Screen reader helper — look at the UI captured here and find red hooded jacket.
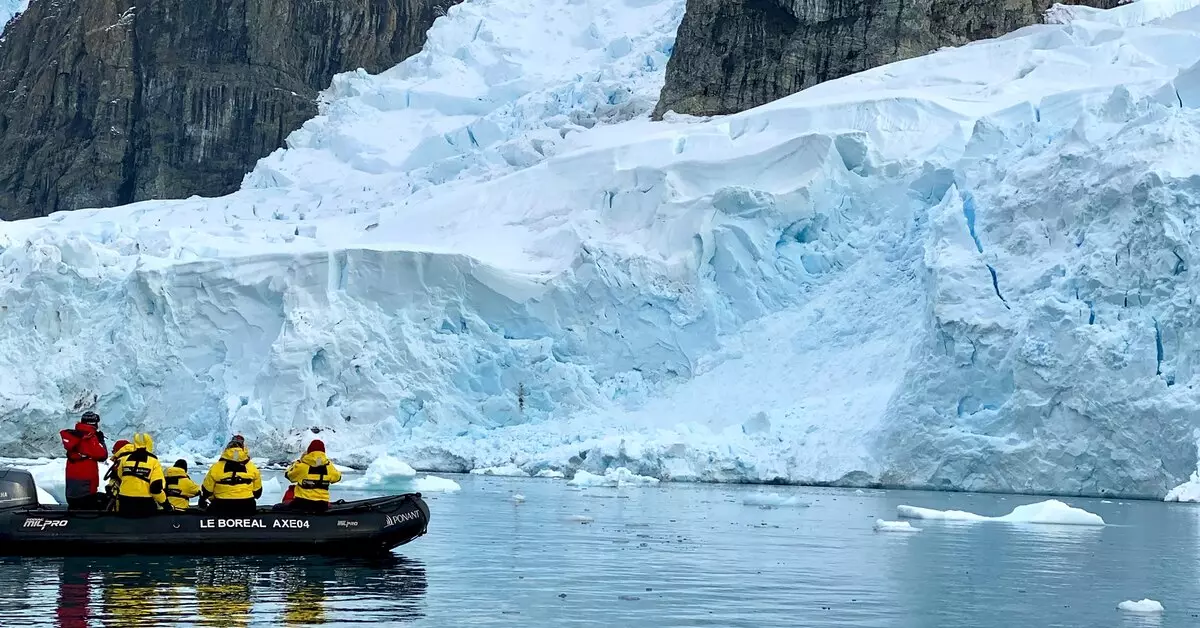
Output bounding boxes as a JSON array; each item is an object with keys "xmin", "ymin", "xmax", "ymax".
[{"xmin": 60, "ymin": 423, "xmax": 108, "ymax": 499}]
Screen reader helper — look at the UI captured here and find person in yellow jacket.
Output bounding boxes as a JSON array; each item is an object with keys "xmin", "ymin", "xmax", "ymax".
[
  {"xmin": 102, "ymin": 439, "xmax": 133, "ymax": 510},
  {"xmin": 115, "ymin": 433, "xmax": 168, "ymax": 515},
  {"xmin": 283, "ymin": 439, "xmax": 342, "ymax": 512},
  {"xmin": 164, "ymin": 459, "xmax": 201, "ymax": 510},
  {"xmin": 201, "ymin": 434, "xmax": 262, "ymax": 515}
]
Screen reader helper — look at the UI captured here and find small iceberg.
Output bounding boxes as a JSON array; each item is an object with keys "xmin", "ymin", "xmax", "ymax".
[
  {"xmin": 341, "ymin": 455, "xmax": 417, "ymax": 489},
  {"xmin": 536, "ymin": 469, "xmax": 566, "ymax": 479},
  {"xmin": 513, "ymin": 493, "xmax": 526, "ymax": 503},
  {"xmin": 742, "ymin": 493, "xmax": 809, "ymax": 508},
  {"xmin": 568, "ymin": 468, "xmax": 659, "ymax": 487},
  {"xmin": 897, "ymin": 499, "xmax": 1104, "ymax": 526},
  {"xmin": 874, "ymin": 519, "xmax": 920, "ymax": 533},
  {"xmin": 1117, "ymin": 599, "xmax": 1164, "ymax": 613},
  {"xmin": 469, "ymin": 464, "xmax": 529, "ymax": 477},
  {"xmin": 413, "ymin": 475, "xmax": 462, "ymax": 493}
]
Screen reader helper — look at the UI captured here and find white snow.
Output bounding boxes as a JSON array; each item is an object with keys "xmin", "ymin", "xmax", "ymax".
[
  {"xmin": 567, "ymin": 468, "xmax": 660, "ymax": 487},
  {"xmin": 1118, "ymin": 599, "xmax": 1165, "ymax": 613},
  {"xmin": 0, "ymin": 0, "xmax": 1199, "ymax": 495},
  {"xmin": 873, "ymin": 519, "xmax": 920, "ymax": 533},
  {"xmin": 742, "ymin": 493, "xmax": 810, "ymax": 508},
  {"xmin": 469, "ymin": 464, "xmax": 529, "ymax": 477},
  {"xmin": 897, "ymin": 499, "xmax": 1105, "ymax": 526}
]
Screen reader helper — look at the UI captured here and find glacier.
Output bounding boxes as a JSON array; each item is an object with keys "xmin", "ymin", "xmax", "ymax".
[{"xmin": 2, "ymin": 0, "xmax": 1200, "ymax": 498}]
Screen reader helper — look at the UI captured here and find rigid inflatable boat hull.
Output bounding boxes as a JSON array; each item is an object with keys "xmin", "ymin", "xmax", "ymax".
[{"xmin": 0, "ymin": 494, "xmax": 430, "ymax": 557}]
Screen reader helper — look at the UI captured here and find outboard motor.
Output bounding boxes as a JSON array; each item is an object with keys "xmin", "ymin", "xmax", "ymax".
[{"xmin": 0, "ymin": 468, "xmax": 38, "ymax": 509}]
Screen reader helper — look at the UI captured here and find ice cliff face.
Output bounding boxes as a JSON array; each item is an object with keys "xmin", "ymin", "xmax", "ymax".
[{"xmin": 2, "ymin": 0, "xmax": 1200, "ymax": 498}]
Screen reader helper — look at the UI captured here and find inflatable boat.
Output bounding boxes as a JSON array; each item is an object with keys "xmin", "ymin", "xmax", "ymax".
[{"xmin": 0, "ymin": 467, "xmax": 430, "ymax": 556}]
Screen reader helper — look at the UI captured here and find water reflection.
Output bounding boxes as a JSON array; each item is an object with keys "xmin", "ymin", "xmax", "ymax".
[{"xmin": 0, "ymin": 554, "xmax": 426, "ymax": 627}]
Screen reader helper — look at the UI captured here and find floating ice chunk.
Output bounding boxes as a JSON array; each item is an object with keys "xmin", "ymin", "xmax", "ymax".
[
  {"xmin": 567, "ymin": 515, "xmax": 594, "ymax": 523},
  {"xmin": 536, "ymin": 470, "xmax": 566, "ymax": 479},
  {"xmin": 874, "ymin": 519, "xmax": 920, "ymax": 533},
  {"xmin": 854, "ymin": 489, "xmax": 866, "ymax": 495},
  {"xmin": 897, "ymin": 499, "xmax": 1104, "ymax": 526},
  {"xmin": 513, "ymin": 493, "xmax": 525, "ymax": 503},
  {"xmin": 469, "ymin": 464, "xmax": 529, "ymax": 477},
  {"xmin": 1118, "ymin": 599, "xmax": 1164, "ymax": 613},
  {"xmin": 413, "ymin": 475, "xmax": 461, "ymax": 493},
  {"xmin": 341, "ymin": 455, "xmax": 417, "ymax": 490},
  {"xmin": 896, "ymin": 505, "xmax": 989, "ymax": 521},
  {"xmin": 568, "ymin": 468, "xmax": 659, "ymax": 487},
  {"xmin": 742, "ymin": 493, "xmax": 810, "ymax": 508}
]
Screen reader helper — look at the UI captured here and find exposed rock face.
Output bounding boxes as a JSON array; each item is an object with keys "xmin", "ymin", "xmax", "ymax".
[
  {"xmin": 0, "ymin": 0, "xmax": 458, "ymax": 221},
  {"xmin": 654, "ymin": 0, "xmax": 1124, "ymax": 118}
]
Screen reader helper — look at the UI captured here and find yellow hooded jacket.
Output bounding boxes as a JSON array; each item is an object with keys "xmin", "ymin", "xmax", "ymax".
[
  {"xmin": 164, "ymin": 466, "xmax": 201, "ymax": 510},
  {"xmin": 285, "ymin": 451, "xmax": 342, "ymax": 503},
  {"xmin": 104, "ymin": 442, "xmax": 135, "ymax": 496},
  {"xmin": 116, "ymin": 434, "xmax": 167, "ymax": 505},
  {"xmin": 202, "ymin": 446, "xmax": 263, "ymax": 501}
]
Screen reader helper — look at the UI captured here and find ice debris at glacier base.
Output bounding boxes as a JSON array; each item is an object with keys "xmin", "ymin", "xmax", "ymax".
[
  {"xmin": 742, "ymin": 493, "xmax": 809, "ymax": 508},
  {"xmin": 567, "ymin": 468, "xmax": 660, "ymax": 487},
  {"xmin": 469, "ymin": 464, "xmax": 529, "ymax": 477},
  {"xmin": 897, "ymin": 500, "xmax": 1105, "ymax": 526},
  {"xmin": 1164, "ymin": 470, "xmax": 1200, "ymax": 502},
  {"xmin": 3, "ymin": 0, "xmax": 1200, "ymax": 497}
]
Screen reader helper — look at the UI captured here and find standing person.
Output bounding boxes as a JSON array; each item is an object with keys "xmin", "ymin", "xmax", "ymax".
[
  {"xmin": 115, "ymin": 433, "xmax": 168, "ymax": 516},
  {"xmin": 164, "ymin": 460, "xmax": 201, "ymax": 511},
  {"xmin": 283, "ymin": 440, "xmax": 342, "ymax": 513},
  {"xmin": 201, "ymin": 435, "xmax": 262, "ymax": 515},
  {"xmin": 59, "ymin": 412, "xmax": 109, "ymax": 509}
]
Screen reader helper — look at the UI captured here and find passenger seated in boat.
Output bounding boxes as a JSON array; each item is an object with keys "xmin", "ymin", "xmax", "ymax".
[
  {"xmin": 200, "ymin": 435, "xmax": 263, "ymax": 515},
  {"xmin": 165, "ymin": 459, "xmax": 201, "ymax": 511},
  {"xmin": 283, "ymin": 440, "xmax": 342, "ymax": 513},
  {"xmin": 115, "ymin": 433, "xmax": 169, "ymax": 516},
  {"xmin": 103, "ymin": 439, "xmax": 132, "ymax": 510}
]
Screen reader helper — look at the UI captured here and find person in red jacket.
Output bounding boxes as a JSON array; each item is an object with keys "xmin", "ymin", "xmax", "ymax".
[{"xmin": 59, "ymin": 412, "xmax": 109, "ymax": 509}]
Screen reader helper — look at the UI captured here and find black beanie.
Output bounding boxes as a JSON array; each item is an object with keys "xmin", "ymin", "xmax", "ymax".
[{"xmin": 173, "ymin": 459, "xmax": 188, "ymax": 471}]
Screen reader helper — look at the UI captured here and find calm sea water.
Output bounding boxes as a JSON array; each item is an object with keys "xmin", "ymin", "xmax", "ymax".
[{"xmin": 2, "ymin": 473, "xmax": 1198, "ymax": 627}]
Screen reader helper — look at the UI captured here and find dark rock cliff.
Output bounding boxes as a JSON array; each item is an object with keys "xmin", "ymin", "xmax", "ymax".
[
  {"xmin": 655, "ymin": 0, "xmax": 1124, "ymax": 119},
  {"xmin": 0, "ymin": 0, "xmax": 458, "ymax": 221}
]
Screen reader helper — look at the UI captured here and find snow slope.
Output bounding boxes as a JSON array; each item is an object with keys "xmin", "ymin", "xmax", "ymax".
[{"xmin": 2, "ymin": 0, "xmax": 1200, "ymax": 497}]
